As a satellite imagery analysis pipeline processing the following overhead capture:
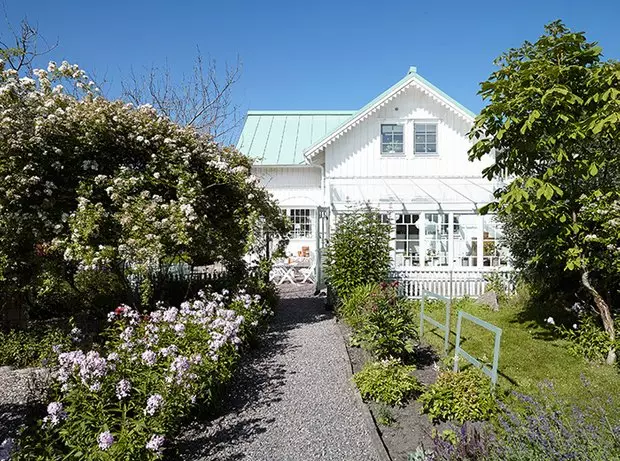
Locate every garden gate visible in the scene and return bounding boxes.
[453,311,502,387]
[315,206,330,290]
[419,289,451,356]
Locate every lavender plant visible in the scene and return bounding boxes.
[12,287,271,459]
[491,380,620,461]
[430,423,493,461]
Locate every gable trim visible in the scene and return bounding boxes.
[303,70,476,163]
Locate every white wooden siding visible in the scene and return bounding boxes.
[325,84,491,179]
[253,166,323,207]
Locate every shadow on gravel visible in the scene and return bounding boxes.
[0,402,42,441]
[173,284,328,460]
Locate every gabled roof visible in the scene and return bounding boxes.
[236,110,355,165]
[236,67,476,166]
[302,67,476,162]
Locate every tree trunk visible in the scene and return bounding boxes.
[581,271,616,365]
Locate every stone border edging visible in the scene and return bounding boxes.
[336,321,393,461]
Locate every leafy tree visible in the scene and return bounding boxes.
[324,209,391,300]
[469,21,620,364]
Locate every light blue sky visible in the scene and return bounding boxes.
[4,0,620,120]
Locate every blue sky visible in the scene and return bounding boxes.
[4,0,620,123]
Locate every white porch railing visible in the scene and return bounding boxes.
[388,267,516,299]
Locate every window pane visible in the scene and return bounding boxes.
[393,124,403,133]
[287,208,314,239]
[454,214,478,267]
[424,213,448,266]
[392,214,420,266]
[414,123,438,155]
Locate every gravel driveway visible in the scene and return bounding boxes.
[176,284,380,461]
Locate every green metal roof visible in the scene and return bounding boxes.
[238,67,476,165]
[237,110,355,164]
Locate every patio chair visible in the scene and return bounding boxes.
[298,253,316,284]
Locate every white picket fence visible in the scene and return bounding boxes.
[388,267,516,299]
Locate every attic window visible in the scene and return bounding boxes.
[381,124,404,155]
[414,122,437,155]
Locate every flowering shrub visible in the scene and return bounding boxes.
[351,283,418,360]
[353,359,421,406]
[419,369,497,423]
[13,287,271,459]
[0,58,288,320]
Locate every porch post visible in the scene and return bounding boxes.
[419,212,426,268]
[477,214,484,268]
[448,212,454,269]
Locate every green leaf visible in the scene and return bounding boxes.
[589,163,599,176]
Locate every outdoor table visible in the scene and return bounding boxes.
[272,257,312,285]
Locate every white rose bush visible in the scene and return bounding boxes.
[14,288,272,459]
[0,57,288,318]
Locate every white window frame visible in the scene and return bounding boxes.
[414,121,438,156]
[453,214,479,267]
[286,208,315,239]
[482,215,509,267]
[380,123,405,156]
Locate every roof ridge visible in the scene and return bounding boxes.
[246,110,356,115]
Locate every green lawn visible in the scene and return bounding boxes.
[414,292,620,402]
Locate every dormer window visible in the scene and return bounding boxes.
[381,124,404,155]
[414,122,437,155]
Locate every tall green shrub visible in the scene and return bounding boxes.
[324,210,391,300]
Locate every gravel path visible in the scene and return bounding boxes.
[0,366,50,442]
[176,284,380,461]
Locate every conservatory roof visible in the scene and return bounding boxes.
[329,177,497,209]
[236,110,355,165]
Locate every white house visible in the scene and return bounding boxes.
[237,67,510,293]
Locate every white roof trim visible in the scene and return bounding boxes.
[303,74,475,163]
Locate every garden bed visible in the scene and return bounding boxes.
[339,322,450,461]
